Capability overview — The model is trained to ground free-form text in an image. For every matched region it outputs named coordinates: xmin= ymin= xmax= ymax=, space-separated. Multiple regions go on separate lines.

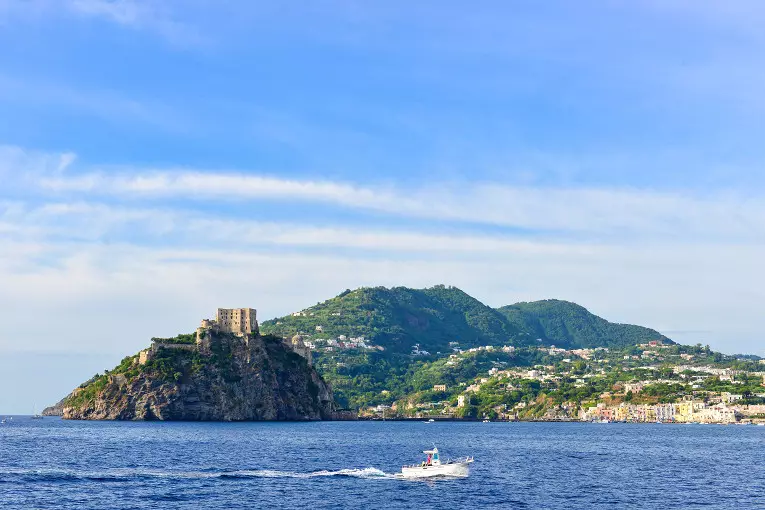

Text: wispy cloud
xmin=8 ymin=145 xmax=765 ymax=246
xmin=0 ymin=199 xmax=601 ymax=257
xmin=0 ymin=74 xmax=191 ymax=132
xmin=66 ymin=0 xmax=207 ymax=47
xmin=0 ymin=145 xmax=76 ymax=179
xmin=0 ymin=0 xmax=206 ymax=46
xmin=37 ymin=165 xmax=765 ymax=241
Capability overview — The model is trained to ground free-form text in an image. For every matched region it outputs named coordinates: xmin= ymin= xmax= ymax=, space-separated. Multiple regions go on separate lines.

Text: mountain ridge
xmin=497 ymin=298 xmax=671 ymax=349
xmin=260 ymin=285 xmax=670 ymax=353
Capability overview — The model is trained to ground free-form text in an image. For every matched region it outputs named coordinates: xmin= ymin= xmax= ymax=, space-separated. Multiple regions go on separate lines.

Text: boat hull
xmin=400 ymin=461 xmax=471 ymax=479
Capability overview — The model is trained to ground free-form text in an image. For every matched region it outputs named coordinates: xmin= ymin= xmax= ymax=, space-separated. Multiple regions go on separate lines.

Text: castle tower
xmin=216 ymin=308 xmax=258 ymax=336
xmin=289 ymin=334 xmax=313 ymax=366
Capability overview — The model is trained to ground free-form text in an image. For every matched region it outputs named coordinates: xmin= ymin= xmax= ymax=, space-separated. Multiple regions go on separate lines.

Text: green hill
xmin=260 ymin=285 xmax=528 ymax=355
xmin=244 ymin=287 xmax=674 ymax=411
xmin=497 ymin=299 xmax=671 ymax=349
xmin=260 ymin=286 xmax=670 ymax=354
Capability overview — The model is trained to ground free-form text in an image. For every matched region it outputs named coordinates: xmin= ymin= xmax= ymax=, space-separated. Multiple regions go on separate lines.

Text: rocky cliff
xmin=59 ymin=333 xmax=336 ymax=421
xmin=42 ymin=397 xmax=65 ymax=416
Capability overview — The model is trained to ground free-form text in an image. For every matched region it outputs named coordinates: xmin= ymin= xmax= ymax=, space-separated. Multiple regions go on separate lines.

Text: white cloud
xmin=0 ymin=199 xmax=600 ymax=256
xmin=38 ymin=166 xmax=765 ymax=241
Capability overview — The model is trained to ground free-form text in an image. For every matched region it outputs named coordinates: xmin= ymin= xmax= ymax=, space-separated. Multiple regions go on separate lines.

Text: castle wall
xmin=150 ymin=342 xmax=197 ymax=353
xmin=138 ymin=342 xmax=196 ymax=365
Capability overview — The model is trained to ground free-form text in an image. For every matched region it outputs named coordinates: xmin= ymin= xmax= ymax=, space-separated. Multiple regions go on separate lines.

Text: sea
xmin=1 ymin=418 xmax=764 ymax=509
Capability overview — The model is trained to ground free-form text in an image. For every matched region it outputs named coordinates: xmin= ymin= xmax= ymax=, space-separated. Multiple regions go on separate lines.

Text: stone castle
xmin=197 ymin=308 xmax=259 ymax=340
xmin=139 ymin=307 xmax=312 ymax=366
xmin=207 ymin=308 xmax=258 ymax=337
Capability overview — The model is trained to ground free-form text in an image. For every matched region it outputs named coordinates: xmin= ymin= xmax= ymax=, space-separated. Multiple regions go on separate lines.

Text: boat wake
xmin=223 ymin=467 xmax=393 ymax=480
xmin=0 ymin=466 xmax=396 ymax=482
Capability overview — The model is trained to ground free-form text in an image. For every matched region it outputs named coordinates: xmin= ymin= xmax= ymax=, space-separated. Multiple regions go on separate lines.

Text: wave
xmin=0 ymin=466 xmax=394 ymax=482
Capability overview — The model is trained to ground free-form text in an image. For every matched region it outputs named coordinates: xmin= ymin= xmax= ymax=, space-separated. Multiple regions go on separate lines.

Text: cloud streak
xmin=0 ymin=199 xmax=600 ymax=257
xmin=37 ymin=165 xmax=765 ymax=241
xmin=66 ymin=0 xmax=206 ymax=47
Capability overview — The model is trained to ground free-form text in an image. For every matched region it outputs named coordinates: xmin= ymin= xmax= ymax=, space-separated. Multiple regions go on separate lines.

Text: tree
xmin=456 ymin=405 xmax=477 ymax=419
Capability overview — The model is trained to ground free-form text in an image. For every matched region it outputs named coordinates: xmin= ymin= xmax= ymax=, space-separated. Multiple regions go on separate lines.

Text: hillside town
xmin=258 ymin=294 xmax=765 ymax=426
xmin=303 ymin=335 xmax=383 ymax=352
xmin=360 ymin=341 xmax=765 ymax=425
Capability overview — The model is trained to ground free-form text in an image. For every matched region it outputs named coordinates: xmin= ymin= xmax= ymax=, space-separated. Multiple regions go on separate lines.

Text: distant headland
xmin=45 ymin=286 xmax=765 ymax=425
xmin=49 ymin=307 xmax=339 ymax=421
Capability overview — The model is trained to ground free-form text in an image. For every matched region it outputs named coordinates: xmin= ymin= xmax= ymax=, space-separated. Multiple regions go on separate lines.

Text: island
xmin=54 ymin=308 xmax=337 ymax=421
xmin=48 ymin=286 xmax=765 ymax=425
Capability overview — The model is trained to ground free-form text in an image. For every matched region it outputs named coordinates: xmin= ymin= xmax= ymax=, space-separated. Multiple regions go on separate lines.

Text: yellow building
xmin=674 ymin=402 xmax=694 ymax=423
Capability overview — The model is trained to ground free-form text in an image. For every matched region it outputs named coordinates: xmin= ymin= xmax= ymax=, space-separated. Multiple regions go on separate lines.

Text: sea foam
xmin=0 ymin=466 xmax=395 ymax=482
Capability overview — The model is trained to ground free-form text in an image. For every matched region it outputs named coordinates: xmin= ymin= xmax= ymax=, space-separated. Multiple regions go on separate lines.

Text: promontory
xmin=55 ymin=307 xmax=337 ymax=421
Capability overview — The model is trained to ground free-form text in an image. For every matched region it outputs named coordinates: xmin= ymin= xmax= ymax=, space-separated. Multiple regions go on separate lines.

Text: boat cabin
xmin=422 ymin=447 xmax=441 ymax=466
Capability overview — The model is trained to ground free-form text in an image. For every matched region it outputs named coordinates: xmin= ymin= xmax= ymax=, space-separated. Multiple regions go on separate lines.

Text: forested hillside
xmin=261 ymin=286 xmax=670 ymax=353
xmin=497 ymin=299 xmax=671 ymax=349
xmin=260 ymin=285 xmax=527 ymax=354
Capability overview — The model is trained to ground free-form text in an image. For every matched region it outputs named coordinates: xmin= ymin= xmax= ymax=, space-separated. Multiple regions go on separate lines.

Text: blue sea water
xmin=1 ymin=418 xmax=765 ymax=509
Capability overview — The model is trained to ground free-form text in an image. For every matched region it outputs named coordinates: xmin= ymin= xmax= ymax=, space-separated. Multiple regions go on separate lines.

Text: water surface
xmin=1 ymin=418 xmax=764 ymax=508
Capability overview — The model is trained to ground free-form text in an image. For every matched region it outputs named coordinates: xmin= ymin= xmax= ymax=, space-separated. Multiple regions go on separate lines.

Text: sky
xmin=1 ymin=1 xmax=764 ymax=413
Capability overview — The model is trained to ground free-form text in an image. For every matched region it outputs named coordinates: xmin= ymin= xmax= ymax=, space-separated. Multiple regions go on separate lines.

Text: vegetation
xmin=309 ymin=337 xmax=765 ymax=418
xmin=65 ymin=374 xmax=109 ymax=409
xmin=261 ymin=285 xmax=528 ymax=355
xmin=257 ymin=285 xmax=681 ymax=411
xmin=150 ymin=333 xmax=196 ymax=344
xmin=261 ymin=287 xmax=670 ymax=357
xmin=497 ymin=299 xmax=670 ymax=349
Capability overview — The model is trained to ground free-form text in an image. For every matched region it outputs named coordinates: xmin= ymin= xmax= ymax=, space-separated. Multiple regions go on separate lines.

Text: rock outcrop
xmin=42 ymin=398 xmax=66 ymax=416
xmin=60 ymin=333 xmax=336 ymax=421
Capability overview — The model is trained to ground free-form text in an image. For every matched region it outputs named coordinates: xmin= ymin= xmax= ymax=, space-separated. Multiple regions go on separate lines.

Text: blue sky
xmin=1 ymin=1 xmax=764 ymax=413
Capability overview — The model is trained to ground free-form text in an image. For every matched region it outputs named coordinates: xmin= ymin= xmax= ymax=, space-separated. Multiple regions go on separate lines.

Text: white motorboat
xmin=400 ymin=447 xmax=474 ymax=479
